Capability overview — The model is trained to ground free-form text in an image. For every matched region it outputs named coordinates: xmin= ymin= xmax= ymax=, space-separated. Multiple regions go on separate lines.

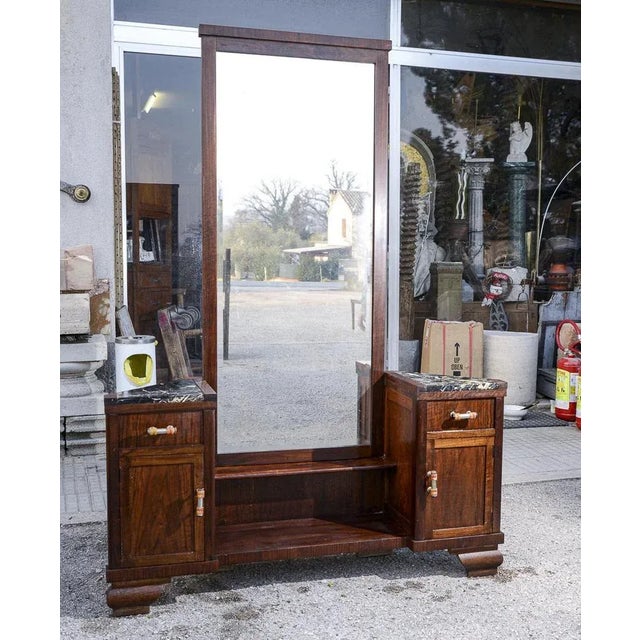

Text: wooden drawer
xmin=134 ymin=267 xmax=172 ymax=289
xmin=119 ymin=410 xmax=203 ymax=448
xmin=426 ymin=399 xmax=494 ymax=431
xmin=132 ymin=289 xmax=173 ymax=319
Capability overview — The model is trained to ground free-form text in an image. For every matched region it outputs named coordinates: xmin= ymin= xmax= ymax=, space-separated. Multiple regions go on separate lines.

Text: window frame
xmin=112 ymin=22 xmax=201 ymax=308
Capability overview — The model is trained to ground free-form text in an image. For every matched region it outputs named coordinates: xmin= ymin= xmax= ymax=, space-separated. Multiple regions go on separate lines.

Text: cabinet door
xmin=119 ymin=446 xmax=205 ymax=567
xmin=418 ymin=433 xmax=495 ymax=540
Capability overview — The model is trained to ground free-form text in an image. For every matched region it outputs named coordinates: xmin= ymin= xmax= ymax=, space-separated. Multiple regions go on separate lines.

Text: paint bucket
xmin=115 ymin=335 xmax=157 ymax=392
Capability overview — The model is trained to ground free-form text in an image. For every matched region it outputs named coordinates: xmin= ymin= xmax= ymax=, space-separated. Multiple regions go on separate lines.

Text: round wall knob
xmin=60 ymin=180 xmax=91 ymax=203
xmin=72 ymin=184 xmax=91 ymax=202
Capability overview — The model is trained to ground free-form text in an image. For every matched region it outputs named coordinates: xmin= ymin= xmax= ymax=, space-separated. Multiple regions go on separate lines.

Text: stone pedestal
xmin=464 ymin=158 xmax=494 ymax=279
xmin=60 ymin=334 xmax=108 ymax=455
xmin=503 ymin=161 xmax=535 ymax=267
xmin=429 ymin=261 xmax=464 ymax=321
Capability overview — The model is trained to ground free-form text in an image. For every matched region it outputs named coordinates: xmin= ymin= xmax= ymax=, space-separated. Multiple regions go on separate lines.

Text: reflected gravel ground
xmin=217 ymin=283 xmax=370 ymax=453
xmin=60 ymin=479 xmax=580 ymax=640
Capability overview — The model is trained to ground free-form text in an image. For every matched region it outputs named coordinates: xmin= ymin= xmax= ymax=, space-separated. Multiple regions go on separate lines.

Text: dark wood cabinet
xmin=105 ymin=380 xmax=217 ymax=616
xmin=118 ymin=447 xmax=205 ymax=567
xmin=422 ymin=431 xmax=496 ymax=539
xmin=105 ymin=373 xmax=506 ymax=615
xmin=384 ymin=372 xmax=505 ymax=576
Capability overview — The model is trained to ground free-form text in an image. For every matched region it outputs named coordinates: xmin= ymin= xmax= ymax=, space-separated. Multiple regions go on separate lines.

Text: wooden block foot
xmin=452 ymin=548 xmax=503 ymax=577
xmin=107 ymin=579 xmax=171 ymax=616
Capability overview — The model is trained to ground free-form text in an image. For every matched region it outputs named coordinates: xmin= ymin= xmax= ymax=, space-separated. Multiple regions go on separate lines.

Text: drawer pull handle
xmin=449 ymin=410 xmax=478 ymax=421
xmin=426 ymin=470 xmax=438 ymax=497
xmin=196 ymin=488 xmax=205 ymax=516
xmin=146 ymin=425 xmax=177 ymax=436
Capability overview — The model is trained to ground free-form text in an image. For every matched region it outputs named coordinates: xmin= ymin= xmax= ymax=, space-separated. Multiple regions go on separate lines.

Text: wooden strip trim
xmin=216 ymin=457 xmax=396 ymax=480
xmin=428 ymin=430 xmax=495 ymax=444
xmin=201 ymin=35 xmax=218 ymax=389
xmin=386 ymin=387 xmax=414 ymax=411
xmin=409 ymin=531 xmax=504 ymax=553
xmin=107 ymin=560 xmax=220 ymax=583
xmin=198 ymin=24 xmax=392 ymax=51
xmin=217 ymin=444 xmax=373 ymax=467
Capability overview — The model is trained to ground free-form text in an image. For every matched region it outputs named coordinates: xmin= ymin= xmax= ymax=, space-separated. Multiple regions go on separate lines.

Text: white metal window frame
xmin=386 ymin=0 xmax=580 ymax=370
xmin=111 ymin=8 xmax=581 ymax=369
xmin=112 ymin=21 xmax=201 ymax=304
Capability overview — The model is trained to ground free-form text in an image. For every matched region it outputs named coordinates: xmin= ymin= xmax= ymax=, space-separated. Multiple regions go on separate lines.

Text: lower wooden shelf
xmin=215 ymin=517 xmax=405 ymax=566
xmin=215 ymin=457 xmax=396 ymax=480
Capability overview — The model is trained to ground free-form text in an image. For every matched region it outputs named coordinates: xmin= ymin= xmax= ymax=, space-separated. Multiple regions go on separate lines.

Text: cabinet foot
xmin=451 ymin=548 xmax=503 ymax=577
xmin=107 ymin=578 xmax=171 ymax=616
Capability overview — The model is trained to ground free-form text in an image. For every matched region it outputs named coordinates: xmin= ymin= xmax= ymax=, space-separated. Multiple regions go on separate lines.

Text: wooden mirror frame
xmin=199 ymin=25 xmax=390 ymax=465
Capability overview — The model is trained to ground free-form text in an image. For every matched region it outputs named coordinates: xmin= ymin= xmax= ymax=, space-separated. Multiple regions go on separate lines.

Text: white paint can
xmin=115 ymin=335 xmax=157 ymax=392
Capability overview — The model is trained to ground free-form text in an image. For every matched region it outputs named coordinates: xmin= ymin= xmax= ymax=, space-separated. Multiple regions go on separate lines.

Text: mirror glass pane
xmin=216 ymin=52 xmax=374 ymax=453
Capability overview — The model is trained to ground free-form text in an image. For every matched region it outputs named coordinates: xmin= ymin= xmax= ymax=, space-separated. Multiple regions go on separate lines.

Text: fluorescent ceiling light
xmin=142 ymin=91 xmax=157 ymax=114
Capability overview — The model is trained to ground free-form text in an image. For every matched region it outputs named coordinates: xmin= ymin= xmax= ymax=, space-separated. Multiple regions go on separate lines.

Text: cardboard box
xmin=420 ymin=320 xmax=484 ymax=378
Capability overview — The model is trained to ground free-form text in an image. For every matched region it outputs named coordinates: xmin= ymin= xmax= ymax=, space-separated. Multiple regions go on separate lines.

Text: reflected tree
xmin=223 ymin=221 xmax=300 ymax=280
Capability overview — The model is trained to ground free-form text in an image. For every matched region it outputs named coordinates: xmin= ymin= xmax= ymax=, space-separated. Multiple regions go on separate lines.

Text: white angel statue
xmin=506 ymin=121 xmax=533 ymax=162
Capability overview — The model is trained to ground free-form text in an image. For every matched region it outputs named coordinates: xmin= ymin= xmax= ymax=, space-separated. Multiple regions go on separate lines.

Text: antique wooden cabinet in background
xmin=104 ymin=25 xmax=507 ymax=617
xmin=126 ymin=182 xmax=178 ymax=371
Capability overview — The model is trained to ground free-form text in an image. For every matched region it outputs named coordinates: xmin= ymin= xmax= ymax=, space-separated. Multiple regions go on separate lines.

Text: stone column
xmin=503 ymin=161 xmax=535 ymax=267
xmin=60 ymin=334 xmax=108 ymax=455
xmin=464 ymin=158 xmax=494 ymax=279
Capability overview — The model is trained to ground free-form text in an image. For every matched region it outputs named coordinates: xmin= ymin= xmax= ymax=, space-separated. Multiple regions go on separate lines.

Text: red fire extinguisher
xmin=554 ymin=320 xmax=581 ymax=424
xmin=575 ymin=370 xmax=581 ymax=430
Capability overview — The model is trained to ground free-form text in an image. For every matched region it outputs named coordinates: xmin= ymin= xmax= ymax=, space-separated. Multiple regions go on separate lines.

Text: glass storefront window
xmin=123 ymin=52 xmax=203 ymax=378
xmin=401 ymin=0 xmax=580 ymax=62
xmin=400 ymin=65 xmax=580 ymax=311
xmin=114 ymin=0 xmax=388 ymax=38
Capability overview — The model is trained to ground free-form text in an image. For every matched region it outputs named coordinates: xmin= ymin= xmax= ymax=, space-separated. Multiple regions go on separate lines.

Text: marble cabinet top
xmin=386 ymin=371 xmax=507 ymax=393
xmin=105 ymin=378 xmax=215 ymax=405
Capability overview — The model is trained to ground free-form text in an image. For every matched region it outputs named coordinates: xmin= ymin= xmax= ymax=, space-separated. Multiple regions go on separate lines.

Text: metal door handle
xmin=449 ymin=410 xmax=478 ymax=421
xmin=146 ymin=425 xmax=177 ymax=436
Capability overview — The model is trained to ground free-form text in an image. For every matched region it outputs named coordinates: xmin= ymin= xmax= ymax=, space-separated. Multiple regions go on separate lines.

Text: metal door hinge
xmin=426 ymin=470 xmax=438 ymax=497
xmin=196 ymin=488 xmax=205 ymax=516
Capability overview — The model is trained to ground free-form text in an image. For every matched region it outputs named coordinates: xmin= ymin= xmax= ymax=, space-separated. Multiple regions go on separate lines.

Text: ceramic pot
xmin=546 ymin=263 xmax=573 ymax=291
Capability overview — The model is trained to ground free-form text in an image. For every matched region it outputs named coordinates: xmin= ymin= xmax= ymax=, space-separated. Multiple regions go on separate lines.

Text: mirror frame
xmin=199 ymin=25 xmax=390 ymax=464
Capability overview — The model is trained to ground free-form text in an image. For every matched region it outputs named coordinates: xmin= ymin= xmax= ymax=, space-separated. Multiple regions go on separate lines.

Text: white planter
xmin=483 ymin=330 xmax=538 ymax=405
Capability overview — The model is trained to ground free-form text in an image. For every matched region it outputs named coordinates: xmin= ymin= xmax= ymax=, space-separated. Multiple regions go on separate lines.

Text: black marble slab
xmin=105 ymin=379 xmax=215 ymax=405
xmin=386 ymin=371 xmax=507 ymax=393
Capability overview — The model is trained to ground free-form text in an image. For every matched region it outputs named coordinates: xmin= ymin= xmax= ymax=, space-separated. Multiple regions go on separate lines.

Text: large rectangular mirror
xmin=200 ymin=26 xmax=390 ymax=459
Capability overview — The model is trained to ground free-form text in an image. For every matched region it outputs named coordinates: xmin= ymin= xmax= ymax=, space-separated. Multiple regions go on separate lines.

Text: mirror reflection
xmin=123 ymin=52 xmax=203 ymax=380
xmin=215 ymin=52 xmax=375 ymax=453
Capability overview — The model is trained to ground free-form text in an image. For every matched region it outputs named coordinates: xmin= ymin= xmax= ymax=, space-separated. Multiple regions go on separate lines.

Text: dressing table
xmin=105 ymin=25 xmax=506 ymax=616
